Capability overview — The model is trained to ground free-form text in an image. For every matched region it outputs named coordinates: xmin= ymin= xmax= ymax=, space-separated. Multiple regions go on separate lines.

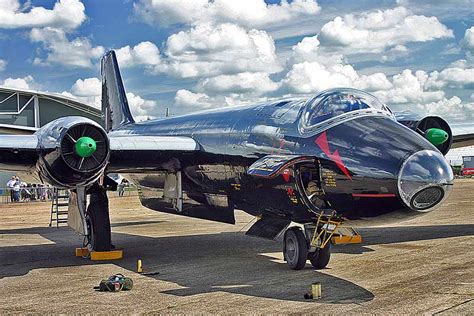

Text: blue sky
xmin=0 ymin=0 xmax=473 ymax=122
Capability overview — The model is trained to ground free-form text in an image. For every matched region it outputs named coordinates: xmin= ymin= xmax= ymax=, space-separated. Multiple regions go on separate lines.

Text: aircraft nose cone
xmin=398 ymin=150 xmax=454 ymax=212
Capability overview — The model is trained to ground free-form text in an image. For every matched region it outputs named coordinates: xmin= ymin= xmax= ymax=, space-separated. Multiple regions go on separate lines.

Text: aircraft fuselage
xmin=108 ymin=94 xmax=453 ymax=225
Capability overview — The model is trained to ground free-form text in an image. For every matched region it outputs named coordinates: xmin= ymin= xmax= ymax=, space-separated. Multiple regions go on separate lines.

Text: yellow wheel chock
xmin=75 ymin=247 xmax=123 ymax=260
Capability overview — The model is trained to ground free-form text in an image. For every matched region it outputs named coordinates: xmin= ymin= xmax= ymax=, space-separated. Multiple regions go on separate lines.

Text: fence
xmin=0 ymin=186 xmax=138 ymax=205
xmin=0 ymin=186 xmax=55 ymax=204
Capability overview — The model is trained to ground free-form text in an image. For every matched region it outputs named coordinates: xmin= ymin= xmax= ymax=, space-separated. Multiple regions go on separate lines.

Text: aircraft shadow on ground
xmin=1 ymin=223 xmax=473 ymax=303
xmin=333 ymin=224 xmax=474 ymax=254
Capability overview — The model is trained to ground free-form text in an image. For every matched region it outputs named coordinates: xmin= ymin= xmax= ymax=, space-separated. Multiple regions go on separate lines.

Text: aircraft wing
xmin=0 ymin=135 xmax=39 ymax=172
xmin=451 ymin=123 xmax=474 ymax=148
xmin=106 ymin=135 xmax=201 ymax=173
xmin=109 ymin=135 xmax=199 ymax=151
xmin=0 ymin=131 xmax=200 ymax=176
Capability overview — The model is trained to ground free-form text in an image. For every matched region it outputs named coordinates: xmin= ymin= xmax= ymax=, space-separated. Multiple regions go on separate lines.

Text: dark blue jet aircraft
xmin=1 ymin=51 xmax=472 ymax=270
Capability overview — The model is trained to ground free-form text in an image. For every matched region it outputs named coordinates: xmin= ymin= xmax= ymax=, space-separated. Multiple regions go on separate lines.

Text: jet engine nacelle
xmin=36 ymin=117 xmax=110 ymax=188
xmin=398 ymin=116 xmax=452 ymax=155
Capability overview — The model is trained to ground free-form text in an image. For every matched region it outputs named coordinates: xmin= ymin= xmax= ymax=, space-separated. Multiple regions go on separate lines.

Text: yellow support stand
xmin=331 ymin=234 xmax=362 ymax=245
xmin=75 ymin=247 xmax=123 ymax=260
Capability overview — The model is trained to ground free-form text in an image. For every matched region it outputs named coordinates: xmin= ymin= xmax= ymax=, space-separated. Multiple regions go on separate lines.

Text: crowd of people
xmin=4 ymin=176 xmax=133 ymax=203
xmin=5 ymin=176 xmax=53 ymax=203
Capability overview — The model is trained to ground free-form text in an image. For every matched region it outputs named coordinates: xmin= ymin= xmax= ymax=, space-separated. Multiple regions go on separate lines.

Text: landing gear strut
xmin=85 ymin=184 xmax=112 ymax=251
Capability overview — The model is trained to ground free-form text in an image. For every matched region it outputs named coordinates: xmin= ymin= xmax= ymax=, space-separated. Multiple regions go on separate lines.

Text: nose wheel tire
xmin=284 ymin=228 xmax=308 ymax=270
xmin=308 ymin=244 xmax=331 ymax=269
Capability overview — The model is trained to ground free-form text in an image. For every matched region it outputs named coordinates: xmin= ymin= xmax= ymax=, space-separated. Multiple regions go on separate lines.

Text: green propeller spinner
xmin=425 ymin=128 xmax=449 ymax=146
xmin=75 ymin=136 xmax=97 ymax=158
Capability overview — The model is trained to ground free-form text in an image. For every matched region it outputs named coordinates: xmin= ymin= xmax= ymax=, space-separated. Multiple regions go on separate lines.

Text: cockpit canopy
xmin=300 ymin=88 xmax=393 ymax=132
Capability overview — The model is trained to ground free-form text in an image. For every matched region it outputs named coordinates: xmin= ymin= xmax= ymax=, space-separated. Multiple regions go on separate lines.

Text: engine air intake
xmin=61 ymin=124 xmax=108 ymax=172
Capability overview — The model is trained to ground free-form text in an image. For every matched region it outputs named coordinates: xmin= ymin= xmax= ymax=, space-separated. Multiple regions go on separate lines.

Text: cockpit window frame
xmin=298 ymin=88 xmax=395 ymax=135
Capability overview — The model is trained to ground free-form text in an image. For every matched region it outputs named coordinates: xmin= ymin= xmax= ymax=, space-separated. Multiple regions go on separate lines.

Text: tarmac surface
xmin=0 ymin=180 xmax=473 ymax=314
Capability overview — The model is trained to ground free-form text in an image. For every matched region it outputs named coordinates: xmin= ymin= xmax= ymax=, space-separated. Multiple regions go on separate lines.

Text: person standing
xmin=118 ymin=181 xmax=125 ymax=197
xmin=6 ymin=176 xmax=15 ymax=203
xmin=13 ymin=177 xmax=21 ymax=202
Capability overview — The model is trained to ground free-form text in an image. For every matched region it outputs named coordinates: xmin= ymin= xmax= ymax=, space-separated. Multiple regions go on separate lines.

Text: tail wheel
xmin=283 ymin=228 xmax=308 ymax=270
xmin=85 ymin=186 xmax=111 ymax=252
xmin=308 ymin=244 xmax=331 ymax=269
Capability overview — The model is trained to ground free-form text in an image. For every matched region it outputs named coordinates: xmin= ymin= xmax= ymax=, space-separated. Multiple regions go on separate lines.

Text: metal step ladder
xmin=49 ymin=188 xmax=70 ymax=227
xmin=306 ymin=210 xmax=362 ymax=250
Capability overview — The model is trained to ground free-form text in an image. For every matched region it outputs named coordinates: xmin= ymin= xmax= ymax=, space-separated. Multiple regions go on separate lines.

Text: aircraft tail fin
xmin=101 ymin=50 xmax=135 ymax=131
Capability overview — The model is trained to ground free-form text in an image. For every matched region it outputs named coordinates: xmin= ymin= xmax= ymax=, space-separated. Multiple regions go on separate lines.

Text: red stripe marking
xmin=315 ymin=131 xmax=352 ymax=180
xmin=352 ymin=193 xmax=396 ymax=198
xmin=315 ymin=131 xmax=331 ymax=157
xmin=282 ymin=168 xmax=291 ymax=182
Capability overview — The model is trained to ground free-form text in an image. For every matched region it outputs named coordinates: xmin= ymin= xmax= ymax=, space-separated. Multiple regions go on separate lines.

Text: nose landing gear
xmin=283 ymin=225 xmax=332 ymax=270
xmin=283 ymin=212 xmax=360 ymax=270
xmin=283 ymin=228 xmax=308 ymax=270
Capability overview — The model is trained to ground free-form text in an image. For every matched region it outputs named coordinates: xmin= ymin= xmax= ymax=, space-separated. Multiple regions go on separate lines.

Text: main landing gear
xmin=84 ymin=184 xmax=112 ymax=252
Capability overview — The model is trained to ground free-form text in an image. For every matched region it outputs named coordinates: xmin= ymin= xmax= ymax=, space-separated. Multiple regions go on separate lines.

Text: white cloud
xmin=357 ymin=73 xmax=393 ymax=91
xmin=115 ymin=41 xmax=161 ymax=68
xmin=280 ymin=57 xmax=473 ymax=121
xmin=282 ymin=61 xmax=357 ymax=93
xmin=64 ymin=77 xmax=158 ymax=120
xmin=174 ymin=88 xmax=270 ymax=109
xmin=1 ymin=75 xmax=34 ymax=90
xmin=61 ymin=77 xmax=101 ymax=108
xmin=175 ymin=89 xmax=214 ymax=108
xmin=282 ymin=36 xmax=445 ymax=106
xmin=126 ymin=92 xmax=159 ymax=120
xmin=319 ymin=6 xmax=453 ymax=53
xmin=289 ymin=34 xmax=345 ymax=66
xmin=381 ymin=44 xmax=409 ymax=62
xmin=448 ymin=59 xmax=469 ymax=69
xmin=0 ymin=59 xmax=6 ymax=71
xmin=374 ymin=69 xmax=445 ymax=104
xmin=164 ymin=26 xmax=471 ymax=118
xmin=291 ymin=35 xmax=321 ymax=63
xmin=197 ymin=72 xmax=279 ymax=95
xmin=60 ymin=90 xmax=101 ymax=108
xmin=0 ymin=0 xmax=85 ymax=30
xmin=425 ymin=62 xmax=474 ymax=89
xmin=463 ymin=26 xmax=474 ymax=52
xmin=413 ymin=96 xmax=474 ymax=121
xmin=71 ymin=78 xmax=101 ymax=97
xmin=281 ymin=59 xmax=393 ymax=95
xmin=60 ymin=78 xmax=102 ymax=109
xmin=133 ymin=0 xmax=320 ymax=29
xmin=163 ymin=23 xmax=281 ymax=78
xmin=30 ymin=27 xmax=105 ymax=68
